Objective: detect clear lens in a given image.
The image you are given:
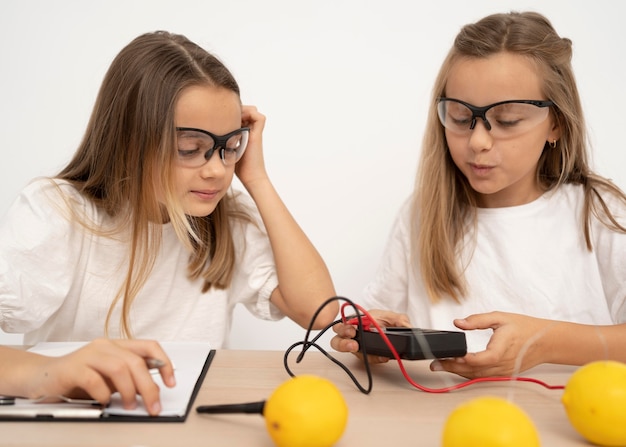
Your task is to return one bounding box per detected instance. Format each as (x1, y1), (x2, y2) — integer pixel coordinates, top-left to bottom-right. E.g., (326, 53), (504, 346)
(176, 128), (249, 167)
(438, 100), (473, 132)
(437, 99), (551, 138)
(177, 129), (215, 167)
(487, 103), (550, 135)
(222, 129), (249, 164)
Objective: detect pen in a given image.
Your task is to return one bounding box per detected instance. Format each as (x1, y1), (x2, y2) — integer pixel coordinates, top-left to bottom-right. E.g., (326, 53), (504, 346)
(0, 395), (15, 406)
(145, 358), (166, 369)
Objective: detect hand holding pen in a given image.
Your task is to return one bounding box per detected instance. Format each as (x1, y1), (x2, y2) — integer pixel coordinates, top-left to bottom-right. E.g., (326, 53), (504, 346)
(0, 339), (175, 416)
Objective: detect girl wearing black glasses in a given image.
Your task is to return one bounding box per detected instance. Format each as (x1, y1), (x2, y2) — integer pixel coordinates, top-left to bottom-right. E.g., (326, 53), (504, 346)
(0, 32), (336, 351)
(333, 11), (626, 378)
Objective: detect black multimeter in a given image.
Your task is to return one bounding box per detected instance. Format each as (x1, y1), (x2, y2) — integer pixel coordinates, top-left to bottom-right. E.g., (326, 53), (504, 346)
(354, 326), (468, 360)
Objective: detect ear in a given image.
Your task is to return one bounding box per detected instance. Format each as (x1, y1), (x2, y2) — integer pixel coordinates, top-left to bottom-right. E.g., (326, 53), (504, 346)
(547, 115), (562, 145)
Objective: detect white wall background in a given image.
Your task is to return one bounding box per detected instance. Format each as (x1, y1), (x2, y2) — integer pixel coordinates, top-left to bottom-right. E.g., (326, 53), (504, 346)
(1, 0), (625, 350)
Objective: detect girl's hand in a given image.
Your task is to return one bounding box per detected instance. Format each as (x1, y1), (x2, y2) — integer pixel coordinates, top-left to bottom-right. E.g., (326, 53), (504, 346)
(430, 311), (553, 378)
(235, 105), (268, 188)
(27, 338), (176, 415)
(330, 309), (411, 364)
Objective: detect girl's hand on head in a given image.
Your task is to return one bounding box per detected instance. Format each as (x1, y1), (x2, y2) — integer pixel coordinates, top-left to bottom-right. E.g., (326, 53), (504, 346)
(28, 338), (175, 416)
(429, 311), (552, 379)
(235, 105), (268, 187)
(330, 309), (411, 364)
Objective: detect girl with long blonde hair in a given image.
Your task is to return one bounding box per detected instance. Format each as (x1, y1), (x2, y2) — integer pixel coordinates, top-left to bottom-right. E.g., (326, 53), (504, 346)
(0, 31), (336, 347)
(333, 11), (626, 379)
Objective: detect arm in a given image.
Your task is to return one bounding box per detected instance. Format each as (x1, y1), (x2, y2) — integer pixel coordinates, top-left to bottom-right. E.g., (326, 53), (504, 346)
(431, 312), (626, 378)
(235, 106), (337, 329)
(0, 339), (175, 415)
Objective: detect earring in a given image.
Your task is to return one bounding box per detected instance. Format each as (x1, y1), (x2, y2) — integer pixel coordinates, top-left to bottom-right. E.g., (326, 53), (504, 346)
(550, 140), (557, 149)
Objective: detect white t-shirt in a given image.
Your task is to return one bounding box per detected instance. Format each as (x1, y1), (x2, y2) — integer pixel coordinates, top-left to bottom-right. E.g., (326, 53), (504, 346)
(0, 178), (282, 347)
(363, 184), (626, 353)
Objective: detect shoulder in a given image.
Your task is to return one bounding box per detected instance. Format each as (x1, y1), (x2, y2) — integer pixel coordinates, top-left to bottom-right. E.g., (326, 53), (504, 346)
(592, 180), (626, 211)
(382, 194), (414, 246)
(542, 183), (588, 215)
(9, 177), (100, 225)
(557, 180), (626, 206)
(546, 183), (583, 202)
(20, 177), (85, 204)
(13, 177), (76, 210)
(394, 195), (414, 225)
(558, 181), (626, 221)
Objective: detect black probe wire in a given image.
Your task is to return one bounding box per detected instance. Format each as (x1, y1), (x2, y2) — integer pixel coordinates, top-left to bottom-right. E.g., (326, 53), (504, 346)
(197, 296), (374, 415)
(283, 296), (374, 394)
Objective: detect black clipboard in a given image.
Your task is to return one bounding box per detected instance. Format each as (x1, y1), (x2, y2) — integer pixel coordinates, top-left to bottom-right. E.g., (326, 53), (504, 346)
(0, 344), (215, 422)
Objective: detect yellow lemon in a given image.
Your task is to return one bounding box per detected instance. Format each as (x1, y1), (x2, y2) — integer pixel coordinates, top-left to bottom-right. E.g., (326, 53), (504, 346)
(442, 396), (540, 447)
(263, 374), (348, 447)
(562, 360), (626, 446)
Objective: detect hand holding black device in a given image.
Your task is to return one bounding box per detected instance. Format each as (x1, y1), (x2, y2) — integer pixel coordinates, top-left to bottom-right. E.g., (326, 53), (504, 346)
(354, 326), (467, 360)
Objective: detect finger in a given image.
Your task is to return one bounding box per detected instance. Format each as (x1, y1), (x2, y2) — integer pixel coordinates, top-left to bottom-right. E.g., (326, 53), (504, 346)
(62, 341), (137, 407)
(155, 366), (176, 389)
(124, 356), (163, 416)
(431, 349), (511, 378)
(430, 357), (492, 379)
(241, 105), (265, 130)
(67, 368), (114, 405)
(332, 323), (357, 338)
(241, 104), (258, 118)
(114, 340), (176, 388)
(101, 352), (164, 415)
(454, 312), (501, 331)
(393, 314), (411, 328)
(329, 334), (391, 364)
(366, 310), (412, 328)
(83, 340), (165, 414)
(330, 335), (359, 353)
(97, 355), (143, 410)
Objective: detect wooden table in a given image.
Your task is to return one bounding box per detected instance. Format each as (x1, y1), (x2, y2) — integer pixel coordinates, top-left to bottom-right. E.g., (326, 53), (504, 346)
(4, 350), (589, 446)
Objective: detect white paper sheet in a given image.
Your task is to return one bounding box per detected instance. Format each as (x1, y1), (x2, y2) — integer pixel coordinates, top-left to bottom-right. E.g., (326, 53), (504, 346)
(23, 341), (212, 418)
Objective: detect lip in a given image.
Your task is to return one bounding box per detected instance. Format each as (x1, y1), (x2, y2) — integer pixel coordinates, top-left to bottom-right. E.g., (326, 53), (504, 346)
(469, 162), (495, 176)
(191, 189), (220, 200)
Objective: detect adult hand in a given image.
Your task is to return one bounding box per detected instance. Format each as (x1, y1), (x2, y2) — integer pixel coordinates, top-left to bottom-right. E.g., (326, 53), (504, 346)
(330, 309), (411, 364)
(26, 338), (175, 415)
(430, 311), (554, 378)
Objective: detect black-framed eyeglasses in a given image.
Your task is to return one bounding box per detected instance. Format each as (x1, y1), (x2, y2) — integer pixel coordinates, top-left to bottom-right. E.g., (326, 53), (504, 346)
(175, 127), (250, 167)
(437, 98), (554, 138)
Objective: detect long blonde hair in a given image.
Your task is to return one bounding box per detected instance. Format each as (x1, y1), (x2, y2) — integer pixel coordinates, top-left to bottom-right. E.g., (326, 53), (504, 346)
(57, 31), (251, 337)
(412, 11), (626, 303)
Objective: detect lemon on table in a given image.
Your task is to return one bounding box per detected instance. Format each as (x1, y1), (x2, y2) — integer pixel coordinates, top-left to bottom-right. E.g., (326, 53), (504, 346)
(562, 360), (626, 446)
(441, 396), (540, 447)
(263, 374), (349, 447)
